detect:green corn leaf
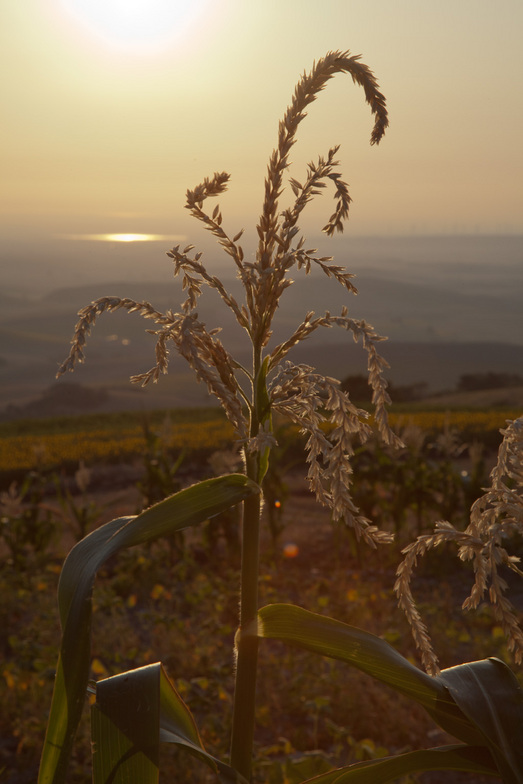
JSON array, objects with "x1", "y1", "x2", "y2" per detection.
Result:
[
  {"x1": 255, "y1": 604, "x2": 485, "y2": 747},
  {"x1": 92, "y1": 663, "x2": 246, "y2": 784},
  {"x1": 38, "y1": 475, "x2": 259, "y2": 784},
  {"x1": 296, "y1": 745, "x2": 497, "y2": 783},
  {"x1": 438, "y1": 657, "x2": 523, "y2": 784}
]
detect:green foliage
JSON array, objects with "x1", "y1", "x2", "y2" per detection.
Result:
[
  {"x1": 351, "y1": 430, "x2": 488, "y2": 541},
  {"x1": 135, "y1": 415, "x2": 185, "y2": 507},
  {"x1": 0, "y1": 468, "x2": 58, "y2": 567},
  {"x1": 2, "y1": 537, "x2": 512, "y2": 782},
  {"x1": 30, "y1": 433, "x2": 519, "y2": 784},
  {"x1": 91, "y1": 663, "x2": 245, "y2": 784},
  {"x1": 38, "y1": 475, "x2": 258, "y2": 784},
  {"x1": 52, "y1": 465, "x2": 103, "y2": 542},
  {"x1": 256, "y1": 604, "x2": 523, "y2": 780},
  {"x1": 294, "y1": 747, "x2": 496, "y2": 783}
]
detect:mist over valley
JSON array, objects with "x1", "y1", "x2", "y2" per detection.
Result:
[{"x1": 1, "y1": 234, "x2": 522, "y2": 416}]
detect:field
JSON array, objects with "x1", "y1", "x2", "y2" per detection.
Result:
[
  {"x1": 0, "y1": 408, "x2": 234, "y2": 476},
  {"x1": 1, "y1": 404, "x2": 521, "y2": 783},
  {"x1": 1, "y1": 405, "x2": 520, "y2": 476}
]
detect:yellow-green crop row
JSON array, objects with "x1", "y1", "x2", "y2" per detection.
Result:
[
  {"x1": 1, "y1": 409, "x2": 520, "y2": 474},
  {"x1": 0, "y1": 419, "x2": 236, "y2": 473},
  {"x1": 387, "y1": 409, "x2": 521, "y2": 435}
]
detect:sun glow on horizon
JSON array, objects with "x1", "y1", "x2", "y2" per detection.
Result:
[
  {"x1": 58, "y1": 233, "x2": 187, "y2": 242},
  {"x1": 105, "y1": 233, "x2": 160, "y2": 242}
]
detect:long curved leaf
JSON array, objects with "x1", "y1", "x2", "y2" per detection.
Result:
[
  {"x1": 255, "y1": 604, "x2": 485, "y2": 746},
  {"x1": 299, "y1": 745, "x2": 497, "y2": 783},
  {"x1": 92, "y1": 663, "x2": 246, "y2": 784},
  {"x1": 439, "y1": 658, "x2": 523, "y2": 784},
  {"x1": 38, "y1": 475, "x2": 259, "y2": 784}
]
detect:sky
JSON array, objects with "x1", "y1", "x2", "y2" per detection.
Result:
[{"x1": 2, "y1": 0, "x2": 523, "y2": 248}]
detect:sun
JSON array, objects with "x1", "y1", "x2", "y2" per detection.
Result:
[{"x1": 59, "y1": 0, "x2": 208, "y2": 54}]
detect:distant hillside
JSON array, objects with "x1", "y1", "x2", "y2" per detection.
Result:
[
  {"x1": 2, "y1": 241, "x2": 523, "y2": 417},
  {"x1": 289, "y1": 340, "x2": 523, "y2": 395},
  {"x1": 2, "y1": 334, "x2": 523, "y2": 420},
  {"x1": 419, "y1": 386, "x2": 523, "y2": 409}
]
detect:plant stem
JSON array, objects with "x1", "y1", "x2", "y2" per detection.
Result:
[
  {"x1": 230, "y1": 350, "x2": 264, "y2": 781},
  {"x1": 230, "y1": 489, "x2": 261, "y2": 780}
]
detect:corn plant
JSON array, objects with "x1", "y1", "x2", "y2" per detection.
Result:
[
  {"x1": 136, "y1": 414, "x2": 185, "y2": 507},
  {"x1": 1, "y1": 470, "x2": 58, "y2": 567},
  {"x1": 39, "y1": 50, "x2": 523, "y2": 783},
  {"x1": 52, "y1": 461, "x2": 103, "y2": 542},
  {"x1": 350, "y1": 423, "x2": 487, "y2": 541}
]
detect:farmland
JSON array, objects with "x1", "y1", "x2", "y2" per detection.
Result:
[
  {"x1": 1, "y1": 403, "x2": 521, "y2": 782},
  {"x1": 1, "y1": 406, "x2": 519, "y2": 476}
]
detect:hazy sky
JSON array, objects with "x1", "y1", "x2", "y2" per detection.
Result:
[{"x1": 2, "y1": 0, "x2": 523, "y2": 243}]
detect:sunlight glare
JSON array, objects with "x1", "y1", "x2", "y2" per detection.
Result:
[
  {"x1": 59, "y1": 0, "x2": 208, "y2": 53},
  {"x1": 58, "y1": 233, "x2": 187, "y2": 242},
  {"x1": 106, "y1": 233, "x2": 155, "y2": 242}
]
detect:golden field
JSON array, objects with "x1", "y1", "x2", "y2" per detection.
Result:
[
  {"x1": 0, "y1": 414, "x2": 235, "y2": 473},
  {"x1": 0, "y1": 407, "x2": 520, "y2": 474}
]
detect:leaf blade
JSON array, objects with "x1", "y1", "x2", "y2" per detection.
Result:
[
  {"x1": 299, "y1": 745, "x2": 498, "y2": 784},
  {"x1": 439, "y1": 657, "x2": 523, "y2": 784},
  {"x1": 38, "y1": 475, "x2": 259, "y2": 784},
  {"x1": 92, "y1": 664, "x2": 161, "y2": 784},
  {"x1": 255, "y1": 604, "x2": 484, "y2": 746},
  {"x1": 92, "y1": 663, "x2": 246, "y2": 784}
]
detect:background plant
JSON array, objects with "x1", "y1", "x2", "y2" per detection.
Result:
[
  {"x1": 1, "y1": 469, "x2": 58, "y2": 568},
  {"x1": 135, "y1": 414, "x2": 185, "y2": 507},
  {"x1": 396, "y1": 415, "x2": 523, "y2": 675},
  {"x1": 52, "y1": 461, "x2": 103, "y2": 542},
  {"x1": 350, "y1": 422, "x2": 489, "y2": 542}
]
